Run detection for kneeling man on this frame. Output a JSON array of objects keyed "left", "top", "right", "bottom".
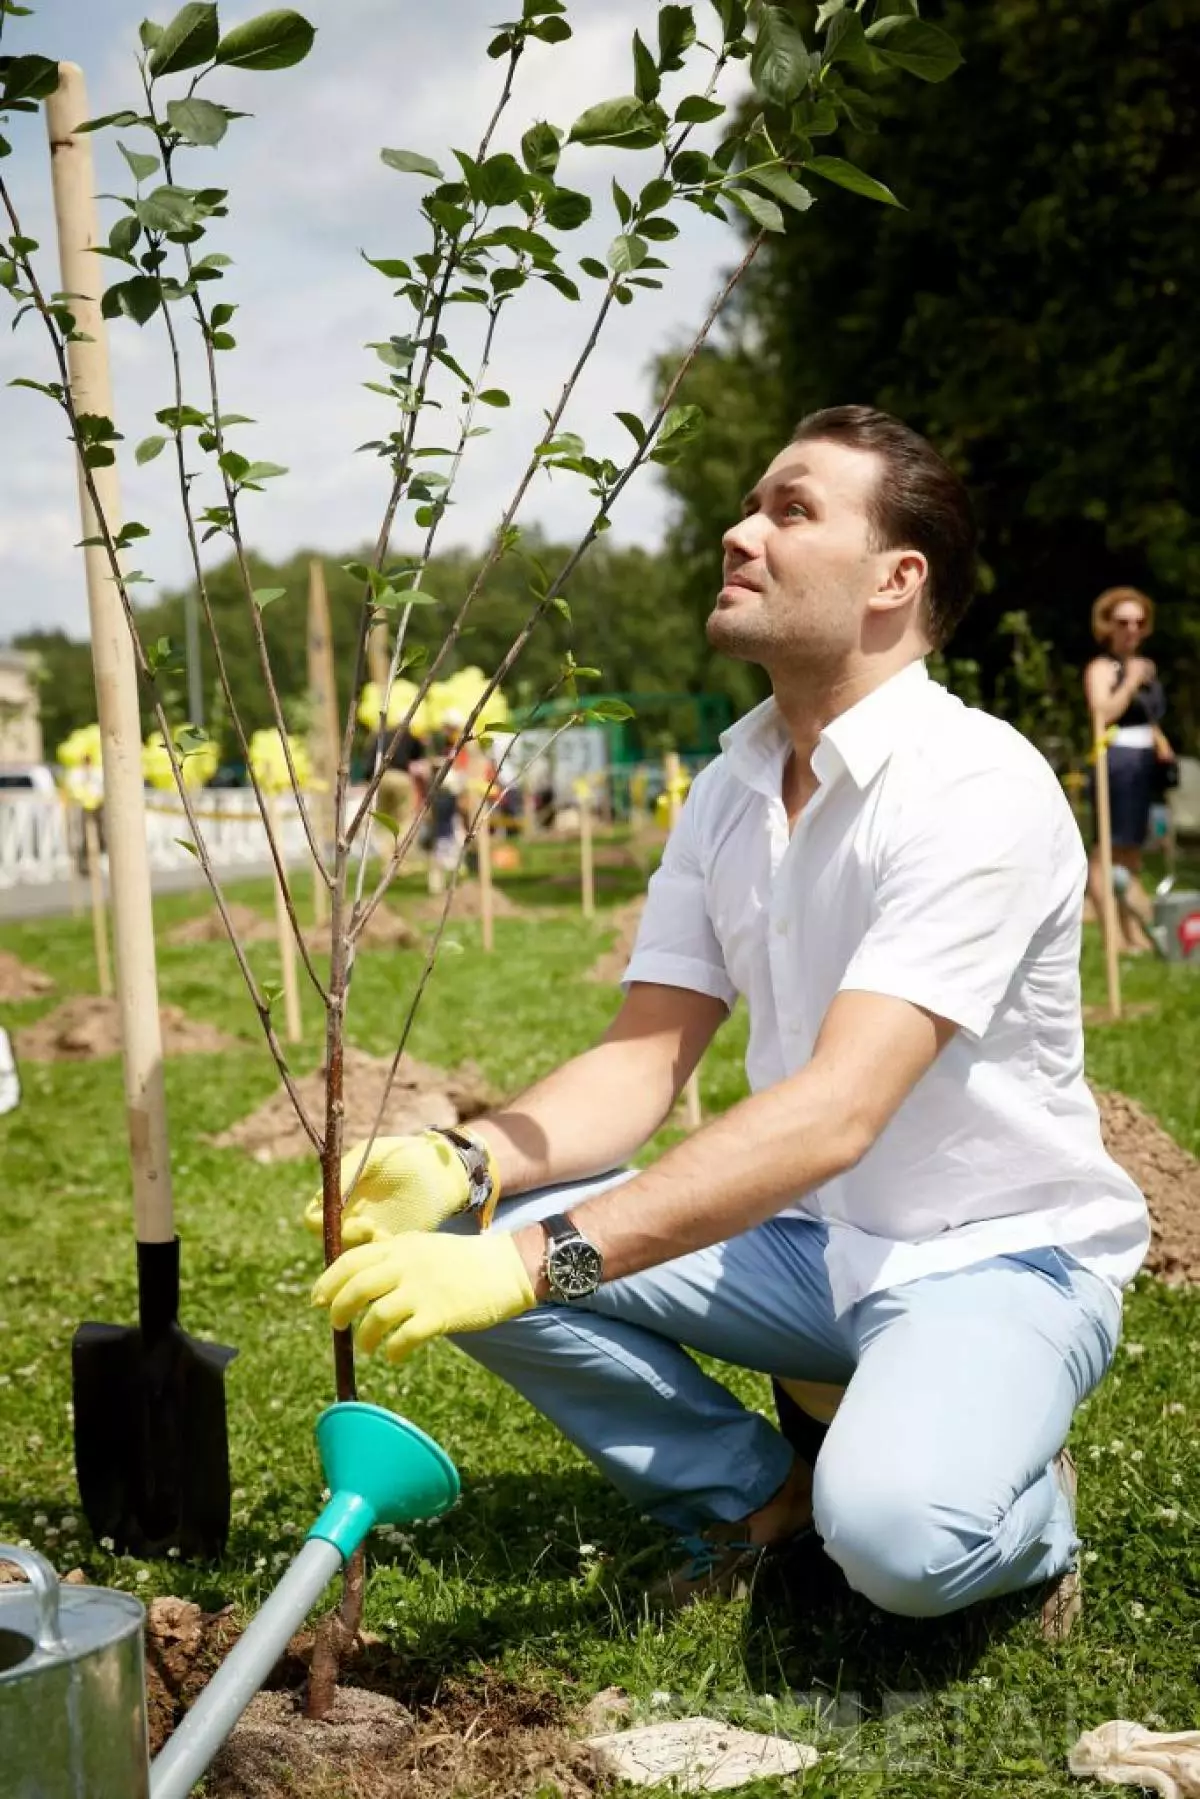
[{"left": 309, "top": 406, "right": 1147, "bottom": 1623}]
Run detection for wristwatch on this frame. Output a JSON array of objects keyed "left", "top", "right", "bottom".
[
  {"left": 541, "top": 1213, "right": 604, "bottom": 1302},
  {"left": 430, "top": 1126, "right": 499, "bottom": 1228}
]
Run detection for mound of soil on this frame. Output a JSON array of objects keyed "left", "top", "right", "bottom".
[
  {"left": 587, "top": 897, "right": 645, "bottom": 985},
  {"left": 141, "top": 1598, "right": 604, "bottom": 1799},
  {"left": 211, "top": 1044, "right": 500, "bottom": 1163},
  {"left": 166, "top": 902, "right": 275, "bottom": 947},
  {"left": 416, "top": 881, "right": 527, "bottom": 925},
  {"left": 1095, "top": 1087, "right": 1200, "bottom": 1285},
  {"left": 13, "top": 996, "right": 240, "bottom": 1062},
  {"left": 0, "top": 949, "right": 55, "bottom": 1002}
]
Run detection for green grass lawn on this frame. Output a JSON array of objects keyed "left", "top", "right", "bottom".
[{"left": 1, "top": 837, "right": 1197, "bottom": 1796}]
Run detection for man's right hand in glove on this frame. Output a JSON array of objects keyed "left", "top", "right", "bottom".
[{"left": 302, "top": 1129, "right": 498, "bottom": 1247}]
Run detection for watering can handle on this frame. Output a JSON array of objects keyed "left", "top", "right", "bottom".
[{"left": 0, "top": 1544, "right": 66, "bottom": 1655}]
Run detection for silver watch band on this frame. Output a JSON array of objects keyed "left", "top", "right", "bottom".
[{"left": 432, "top": 1126, "right": 495, "bottom": 1216}]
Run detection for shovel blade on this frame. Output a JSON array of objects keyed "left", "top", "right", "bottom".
[{"left": 72, "top": 1311, "right": 236, "bottom": 1560}]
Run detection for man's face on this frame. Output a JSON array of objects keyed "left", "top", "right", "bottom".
[{"left": 708, "top": 436, "right": 896, "bottom": 671}]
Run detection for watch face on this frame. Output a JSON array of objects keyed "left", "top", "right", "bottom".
[{"left": 548, "top": 1235, "right": 603, "bottom": 1300}]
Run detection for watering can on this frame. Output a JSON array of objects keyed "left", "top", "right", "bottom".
[
  {"left": 1150, "top": 876, "right": 1200, "bottom": 962},
  {"left": 0, "top": 1402, "right": 459, "bottom": 1798}
]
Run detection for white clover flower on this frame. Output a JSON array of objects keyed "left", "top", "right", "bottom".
[
  {"left": 1084, "top": 1550, "right": 1099, "bottom": 1565},
  {"left": 32, "top": 1512, "right": 47, "bottom": 1527},
  {"left": 1130, "top": 1449, "right": 1144, "bottom": 1463},
  {"left": 167, "top": 1547, "right": 180, "bottom": 1559},
  {"left": 136, "top": 1570, "right": 149, "bottom": 1584},
  {"left": 100, "top": 1536, "right": 115, "bottom": 1553},
  {"left": 1157, "top": 1508, "right": 1179, "bottom": 1525},
  {"left": 60, "top": 1515, "right": 77, "bottom": 1532},
  {"left": 1165, "top": 1402, "right": 1185, "bottom": 1416},
  {"left": 1123, "top": 1342, "right": 1145, "bottom": 1359},
  {"left": 1129, "top": 1601, "right": 1145, "bottom": 1621},
  {"left": 253, "top": 1555, "right": 267, "bottom": 1571},
  {"left": 1109, "top": 1439, "right": 1126, "bottom": 1454},
  {"left": 578, "top": 1543, "right": 597, "bottom": 1556},
  {"left": 0, "top": 1377, "right": 11, "bottom": 1389},
  {"left": 651, "top": 1691, "right": 672, "bottom": 1709}
]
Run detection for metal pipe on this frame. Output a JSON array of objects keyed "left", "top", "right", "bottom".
[{"left": 149, "top": 1536, "right": 343, "bottom": 1799}]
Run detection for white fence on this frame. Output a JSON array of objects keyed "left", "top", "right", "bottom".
[{"left": 0, "top": 789, "right": 316, "bottom": 890}]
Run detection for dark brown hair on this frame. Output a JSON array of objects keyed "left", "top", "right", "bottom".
[
  {"left": 791, "top": 405, "right": 976, "bottom": 648},
  {"left": 1091, "top": 585, "right": 1154, "bottom": 648}
]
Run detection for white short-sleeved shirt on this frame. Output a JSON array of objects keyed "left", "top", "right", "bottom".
[{"left": 623, "top": 659, "right": 1149, "bottom": 1314}]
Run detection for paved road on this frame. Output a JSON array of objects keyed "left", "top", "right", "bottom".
[{"left": 0, "top": 860, "right": 271, "bottom": 924}]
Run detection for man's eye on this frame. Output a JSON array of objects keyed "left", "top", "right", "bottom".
[{"left": 785, "top": 501, "right": 808, "bottom": 518}]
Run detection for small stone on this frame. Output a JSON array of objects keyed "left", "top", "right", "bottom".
[
  {"left": 580, "top": 1686, "right": 631, "bottom": 1734},
  {"left": 587, "top": 1717, "right": 819, "bottom": 1791}
]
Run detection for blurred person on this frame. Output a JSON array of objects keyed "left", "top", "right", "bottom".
[
  {"left": 307, "top": 407, "right": 1147, "bottom": 1629},
  {"left": 1083, "top": 588, "right": 1177, "bottom": 953}
]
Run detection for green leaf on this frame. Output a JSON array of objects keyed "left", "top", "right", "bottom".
[
  {"left": 136, "top": 185, "right": 197, "bottom": 231},
  {"left": 541, "top": 268, "right": 579, "bottom": 301},
  {"left": 136, "top": 434, "right": 167, "bottom": 464},
  {"left": 568, "top": 95, "right": 655, "bottom": 148},
  {"left": 674, "top": 94, "right": 724, "bottom": 124},
  {"left": 657, "top": 4, "right": 695, "bottom": 71},
  {"left": 364, "top": 255, "right": 412, "bottom": 279},
  {"left": 816, "top": 0, "right": 846, "bottom": 24},
  {"left": 585, "top": 698, "right": 636, "bottom": 721},
  {"left": 611, "top": 178, "right": 633, "bottom": 225},
  {"left": 607, "top": 232, "right": 648, "bottom": 274},
  {"left": 252, "top": 587, "right": 287, "bottom": 609},
  {"left": 632, "top": 30, "right": 660, "bottom": 104},
  {"left": 638, "top": 215, "right": 679, "bottom": 241},
  {"left": 101, "top": 276, "right": 162, "bottom": 325},
  {"left": 746, "top": 164, "right": 814, "bottom": 213},
  {"left": 520, "top": 121, "right": 562, "bottom": 177},
  {"left": 139, "top": 20, "right": 164, "bottom": 49},
  {"left": 528, "top": 15, "right": 571, "bottom": 43},
  {"left": 475, "top": 152, "right": 525, "bottom": 207},
  {"left": 615, "top": 410, "right": 646, "bottom": 446},
  {"left": 147, "top": 3, "right": 218, "bottom": 76},
  {"left": 119, "top": 142, "right": 160, "bottom": 184},
  {"left": 381, "top": 146, "right": 443, "bottom": 179},
  {"left": 649, "top": 402, "right": 705, "bottom": 465},
  {"left": 750, "top": 5, "right": 814, "bottom": 107},
  {"left": 165, "top": 97, "right": 228, "bottom": 146},
  {"left": 215, "top": 9, "right": 316, "bottom": 71},
  {"left": 76, "top": 111, "right": 143, "bottom": 133},
  {"left": 864, "top": 16, "right": 962, "bottom": 82},
  {"left": 1, "top": 53, "right": 60, "bottom": 104},
  {"left": 578, "top": 256, "right": 608, "bottom": 279},
  {"left": 805, "top": 154, "right": 902, "bottom": 206},
  {"left": 731, "top": 186, "right": 785, "bottom": 232},
  {"left": 241, "top": 460, "right": 288, "bottom": 481},
  {"left": 671, "top": 149, "right": 710, "bottom": 186},
  {"left": 544, "top": 187, "right": 591, "bottom": 230},
  {"left": 823, "top": 8, "right": 870, "bottom": 67},
  {"left": 640, "top": 176, "right": 674, "bottom": 212},
  {"left": 175, "top": 837, "right": 200, "bottom": 859},
  {"left": 477, "top": 388, "right": 510, "bottom": 407},
  {"left": 109, "top": 215, "right": 142, "bottom": 258}
]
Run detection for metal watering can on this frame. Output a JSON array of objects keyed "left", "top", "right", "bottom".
[
  {"left": 0, "top": 1403, "right": 459, "bottom": 1799},
  {"left": 1151, "top": 876, "right": 1200, "bottom": 962}
]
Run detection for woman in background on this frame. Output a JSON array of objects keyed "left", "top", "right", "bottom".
[{"left": 1083, "top": 587, "right": 1176, "bottom": 952}]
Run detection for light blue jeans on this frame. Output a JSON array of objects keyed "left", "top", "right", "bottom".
[{"left": 446, "top": 1171, "right": 1123, "bottom": 1617}]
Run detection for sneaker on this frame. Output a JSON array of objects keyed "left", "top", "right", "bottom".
[
  {"left": 1041, "top": 1448, "right": 1083, "bottom": 1641},
  {"left": 648, "top": 1532, "right": 764, "bottom": 1611}
]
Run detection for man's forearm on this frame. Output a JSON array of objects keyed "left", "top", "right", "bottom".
[{"left": 473, "top": 1038, "right": 680, "bottom": 1197}]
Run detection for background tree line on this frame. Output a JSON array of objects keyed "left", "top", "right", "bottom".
[{"left": 14, "top": 0, "right": 1197, "bottom": 764}]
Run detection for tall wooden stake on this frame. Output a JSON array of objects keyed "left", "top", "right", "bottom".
[
  {"left": 48, "top": 65, "right": 174, "bottom": 1243},
  {"left": 266, "top": 791, "right": 303, "bottom": 1043},
  {"left": 1091, "top": 716, "right": 1122, "bottom": 1023},
  {"left": 478, "top": 802, "right": 495, "bottom": 953},
  {"left": 579, "top": 783, "right": 595, "bottom": 920},
  {"left": 82, "top": 807, "right": 112, "bottom": 997},
  {"left": 306, "top": 559, "right": 339, "bottom": 929}
]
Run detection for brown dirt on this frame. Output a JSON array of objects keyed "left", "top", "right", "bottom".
[
  {"left": 587, "top": 897, "right": 645, "bottom": 985},
  {"left": 210, "top": 1044, "right": 500, "bottom": 1163},
  {"left": 1083, "top": 1002, "right": 1160, "bottom": 1025},
  {"left": 166, "top": 901, "right": 276, "bottom": 947},
  {"left": 1095, "top": 1087, "right": 1200, "bottom": 1285},
  {"left": 141, "top": 1599, "right": 606, "bottom": 1799},
  {"left": 416, "top": 880, "right": 528, "bottom": 925},
  {"left": 0, "top": 949, "right": 55, "bottom": 1002},
  {"left": 13, "top": 996, "right": 241, "bottom": 1062}
]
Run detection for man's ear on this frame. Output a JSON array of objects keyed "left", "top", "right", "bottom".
[{"left": 870, "top": 548, "right": 927, "bottom": 618}]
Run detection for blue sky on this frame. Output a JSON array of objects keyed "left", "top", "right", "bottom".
[{"left": 1, "top": 1, "right": 753, "bottom": 638}]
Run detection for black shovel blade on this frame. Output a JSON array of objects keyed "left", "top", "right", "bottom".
[{"left": 72, "top": 1238, "right": 237, "bottom": 1560}]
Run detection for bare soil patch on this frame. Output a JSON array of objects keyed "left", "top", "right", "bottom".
[
  {"left": 166, "top": 901, "right": 275, "bottom": 947},
  {"left": 587, "top": 897, "right": 645, "bottom": 986},
  {"left": 1095, "top": 1087, "right": 1200, "bottom": 1285},
  {"left": 0, "top": 949, "right": 54, "bottom": 1002},
  {"left": 416, "top": 881, "right": 528, "bottom": 925},
  {"left": 13, "top": 996, "right": 240, "bottom": 1062},
  {"left": 142, "top": 1599, "right": 605, "bottom": 1799},
  {"left": 211, "top": 1044, "right": 500, "bottom": 1163}
]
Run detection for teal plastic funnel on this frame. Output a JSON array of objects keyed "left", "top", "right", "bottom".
[{"left": 307, "top": 1402, "right": 460, "bottom": 1560}]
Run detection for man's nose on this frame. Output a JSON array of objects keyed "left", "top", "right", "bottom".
[{"left": 722, "top": 512, "right": 765, "bottom": 560}]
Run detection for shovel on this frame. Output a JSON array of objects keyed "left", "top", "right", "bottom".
[{"left": 47, "top": 64, "right": 235, "bottom": 1556}]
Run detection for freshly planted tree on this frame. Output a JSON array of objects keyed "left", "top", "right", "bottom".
[{"left": 0, "top": 0, "right": 958, "bottom": 1715}]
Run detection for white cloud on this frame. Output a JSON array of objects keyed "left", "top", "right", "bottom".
[{"left": 0, "top": 0, "right": 753, "bottom": 639}]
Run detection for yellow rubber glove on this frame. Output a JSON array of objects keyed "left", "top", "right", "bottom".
[
  {"left": 311, "top": 1232, "right": 535, "bottom": 1363},
  {"left": 302, "top": 1130, "right": 497, "bottom": 1246}
]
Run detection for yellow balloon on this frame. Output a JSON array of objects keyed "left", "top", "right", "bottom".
[{"left": 248, "top": 727, "right": 312, "bottom": 795}]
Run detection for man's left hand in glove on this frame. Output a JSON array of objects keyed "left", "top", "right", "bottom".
[{"left": 311, "top": 1231, "right": 536, "bottom": 1363}]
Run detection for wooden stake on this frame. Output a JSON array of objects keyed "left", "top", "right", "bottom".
[
  {"left": 64, "top": 796, "right": 85, "bottom": 918},
  {"left": 266, "top": 791, "right": 303, "bottom": 1043},
  {"left": 478, "top": 801, "right": 494, "bottom": 953},
  {"left": 579, "top": 784, "right": 595, "bottom": 920},
  {"left": 663, "top": 750, "right": 702, "bottom": 1127},
  {"left": 367, "top": 616, "right": 389, "bottom": 693},
  {"left": 1091, "top": 716, "right": 1122, "bottom": 1022},
  {"left": 306, "top": 559, "right": 339, "bottom": 929},
  {"left": 82, "top": 808, "right": 112, "bottom": 997},
  {"left": 47, "top": 66, "right": 174, "bottom": 1242}
]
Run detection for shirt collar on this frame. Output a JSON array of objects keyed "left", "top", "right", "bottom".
[{"left": 719, "top": 659, "right": 931, "bottom": 797}]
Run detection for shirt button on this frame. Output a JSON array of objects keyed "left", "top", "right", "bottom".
[{"left": 774, "top": 918, "right": 788, "bottom": 936}]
